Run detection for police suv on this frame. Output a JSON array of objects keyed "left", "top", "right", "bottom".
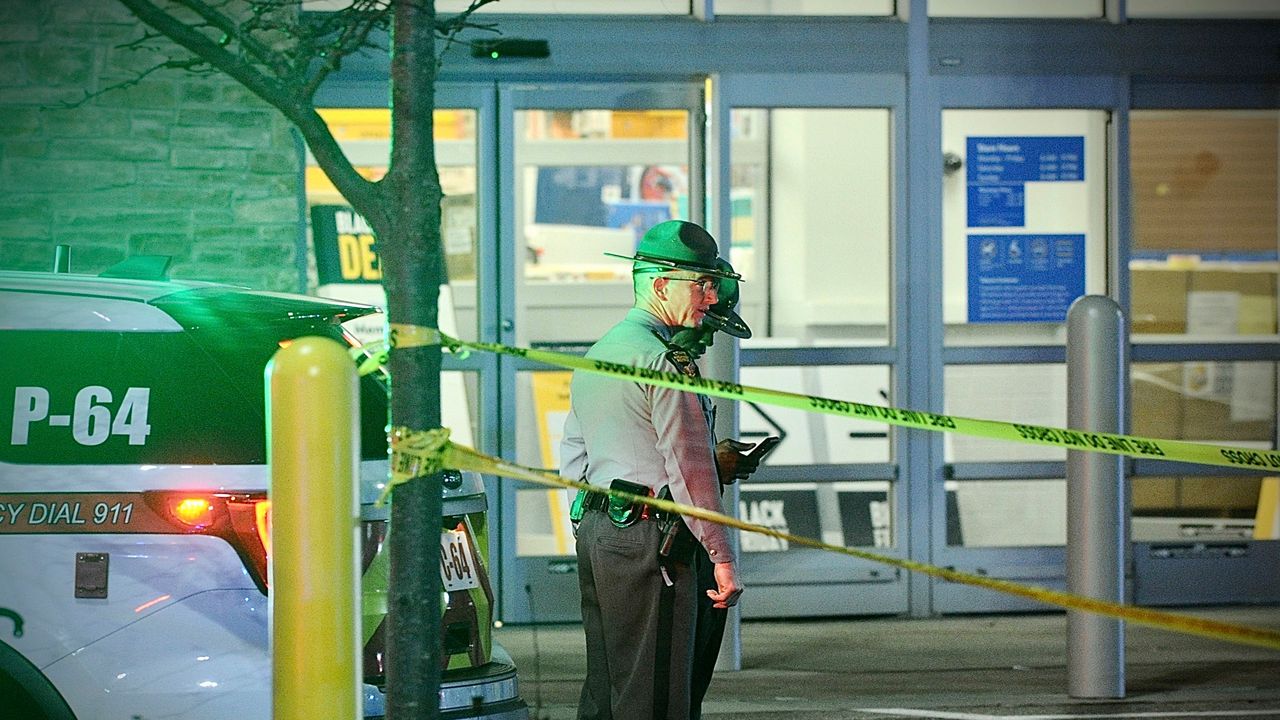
[{"left": 0, "top": 259, "right": 525, "bottom": 719}]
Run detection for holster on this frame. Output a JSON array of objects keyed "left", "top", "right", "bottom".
[
  {"left": 655, "top": 487, "right": 695, "bottom": 563},
  {"left": 606, "top": 479, "right": 650, "bottom": 528}
]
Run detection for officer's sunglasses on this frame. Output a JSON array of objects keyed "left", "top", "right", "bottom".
[{"left": 666, "top": 277, "right": 718, "bottom": 293}]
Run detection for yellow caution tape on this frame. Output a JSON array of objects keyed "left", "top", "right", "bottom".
[
  {"left": 366, "top": 425, "right": 452, "bottom": 506},
  {"left": 350, "top": 325, "right": 443, "bottom": 376},
  {"left": 389, "top": 323, "right": 440, "bottom": 349},
  {"left": 364, "top": 327, "right": 1278, "bottom": 472},
  {"left": 389, "top": 427, "right": 1280, "bottom": 652}
]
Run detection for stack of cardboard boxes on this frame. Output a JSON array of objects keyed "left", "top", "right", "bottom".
[{"left": 1130, "top": 264, "right": 1276, "bottom": 517}]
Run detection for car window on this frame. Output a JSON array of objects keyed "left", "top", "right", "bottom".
[{"left": 0, "top": 290, "right": 182, "bottom": 331}]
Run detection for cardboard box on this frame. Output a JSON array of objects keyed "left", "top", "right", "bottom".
[
  {"left": 1132, "top": 477, "right": 1178, "bottom": 511},
  {"left": 1178, "top": 476, "right": 1262, "bottom": 512},
  {"left": 1131, "top": 362, "right": 1184, "bottom": 441},
  {"left": 1132, "top": 476, "right": 1262, "bottom": 514},
  {"left": 1131, "top": 266, "right": 1277, "bottom": 335},
  {"left": 1130, "top": 267, "right": 1275, "bottom": 515},
  {"left": 1181, "top": 387, "right": 1274, "bottom": 442},
  {"left": 1131, "top": 361, "right": 1272, "bottom": 456},
  {"left": 1131, "top": 268, "right": 1188, "bottom": 334}
]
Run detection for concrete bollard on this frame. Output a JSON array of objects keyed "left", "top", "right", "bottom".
[{"left": 267, "top": 336, "right": 362, "bottom": 720}]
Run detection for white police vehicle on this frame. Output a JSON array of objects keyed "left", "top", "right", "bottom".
[{"left": 0, "top": 258, "right": 526, "bottom": 720}]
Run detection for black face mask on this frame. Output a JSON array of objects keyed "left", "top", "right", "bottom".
[{"left": 670, "top": 324, "right": 715, "bottom": 360}]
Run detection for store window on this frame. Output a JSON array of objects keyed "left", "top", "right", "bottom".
[
  {"left": 1132, "top": 362, "right": 1277, "bottom": 447},
  {"left": 945, "top": 364, "right": 1067, "bottom": 462},
  {"left": 716, "top": 0, "right": 893, "bottom": 15},
  {"left": 1129, "top": 110, "right": 1277, "bottom": 544},
  {"left": 728, "top": 106, "right": 892, "bottom": 468},
  {"left": 1130, "top": 360, "right": 1277, "bottom": 542},
  {"left": 944, "top": 363, "right": 1069, "bottom": 547},
  {"left": 741, "top": 365, "right": 892, "bottom": 465},
  {"left": 726, "top": 107, "right": 894, "bottom": 552},
  {"left": 1127, "top": 0, "right": 1280, "bottom": 18},
  {"left": 303, "top": 109, "right": 481, "bottom": 458},
  {"left": 929, "top": 0, "right": 1102, "bottom": 17},
  {"left": 513, "top": 369, "right": 575, "bottom": 557},
  {"left": 946, "top": 478, "right": 1067, "bottom": 547},
  {"left": 1130, "top": 110, "right": 1278, "bottom": 342}
]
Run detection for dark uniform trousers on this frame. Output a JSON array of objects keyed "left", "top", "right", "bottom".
[
  {"left": 675, "top": 352, "right": 728, "bottom": 719},
  {"left": 689, "top": 545, "right": 726, "bottom": 720},
  {"left": 576, "top": 510, "right": 698, "bottom": 720}
]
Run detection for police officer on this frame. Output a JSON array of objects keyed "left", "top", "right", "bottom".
[{"left": 560, "top": 220, "right": 753, "bottom": 720}]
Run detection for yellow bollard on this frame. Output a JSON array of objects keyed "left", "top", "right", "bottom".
[
  {"left": 1255, "top": 477, "right": 1280, "bottom": 541},
  {"left": 266, "top": 336, "right": 361, "bottom": 720}
]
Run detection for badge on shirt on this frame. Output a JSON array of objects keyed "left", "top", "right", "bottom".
[{"left": 665, "top": 348, "right": 699, "bottom": 377}]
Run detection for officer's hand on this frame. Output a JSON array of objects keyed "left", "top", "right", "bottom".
[
  {"left": 708, "top": 561, "right": 743, "bottom": 609},
  {"left": 715, "top": 438, "right": 758, "bottom": 485}
]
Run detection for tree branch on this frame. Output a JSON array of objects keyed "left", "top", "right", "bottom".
[
  {"left": 434, "top": 0, "right": 502, "bottom": 36},
  {"left": 59, "top": 56, "right": 213, "bottom": 109},
  {"left": 298, "top": 0, "right": 391, "bottom": 102},
  {"left": 168, "top": 0, "right": 293, "bottom": 79},
  {"left": 434, "top": 0, "right": 502, "bottom": 64},
  {"left": 295, "top": 107, "right": 388, "bottom": 225},
  {"left": 119, "top": 0, "right": 288, "bottom": 105},
  {"left": 117, "top": 27, "right": 166, "bottom": 51},
  {"left": 117, "top": 0, "right": 380, "bottom": 216}
]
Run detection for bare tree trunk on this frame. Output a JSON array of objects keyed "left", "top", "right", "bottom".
[{"left": 380, "top": 0, "right": 446, "bottom": 716}]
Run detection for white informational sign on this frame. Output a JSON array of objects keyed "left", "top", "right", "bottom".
[
  {"left": 1186, "top": 290, "right": 1241, "bottom": 335},
  {"left": 941, "top": 110, "right": 1108, "bottom": 328}
]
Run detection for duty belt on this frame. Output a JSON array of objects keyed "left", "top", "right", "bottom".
[
  {"left": 581, "top": 480, "right": 656, "bottom": 524},
  {"left": 574, "top": 483, "right": 692, "bottom": 561}
]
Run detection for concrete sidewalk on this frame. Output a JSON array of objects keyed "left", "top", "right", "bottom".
[{"left": 494, "top": 605, "right": 1280, "bottom": 719}]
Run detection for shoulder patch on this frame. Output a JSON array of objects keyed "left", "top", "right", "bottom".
[{"left": 665, "top": 348, "right": 699, "bottom": 377}]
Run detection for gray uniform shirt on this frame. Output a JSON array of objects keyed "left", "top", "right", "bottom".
[{"left": 560, "top": 307, "right": 732, "bottom": 563}]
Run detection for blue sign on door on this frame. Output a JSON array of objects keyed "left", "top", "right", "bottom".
[
  {"left": 967, "top": 136, "right": 1084, "bottom": 227},
  {"left": 968, "top": 234, "right": 1085, "bottom": 323}
]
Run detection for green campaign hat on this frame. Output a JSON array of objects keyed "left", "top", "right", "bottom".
[{"left": 605, "top": 220, "right": 741, "bottom": 281}]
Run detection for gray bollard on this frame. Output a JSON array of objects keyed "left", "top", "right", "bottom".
[{"left": 1066, "top": 295, "right": 1127, "bottom": 698}]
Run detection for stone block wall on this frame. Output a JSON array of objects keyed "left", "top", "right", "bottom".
[{"left": 0, "top": 0, "right": 301, "bottom": 292}]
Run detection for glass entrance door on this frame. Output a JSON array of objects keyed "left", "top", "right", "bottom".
[
  {"left": 934, "top": 78, "right": 1280, "bottom": 614},
  {"left": 496, "top": 83, "right": 706, "bottom": 623},
  {"left": 933, "top": 77, "right": 1122, "bottom": 613},
  {"left": 714, "top": 74, "right": 909, "bottom": 618}
]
